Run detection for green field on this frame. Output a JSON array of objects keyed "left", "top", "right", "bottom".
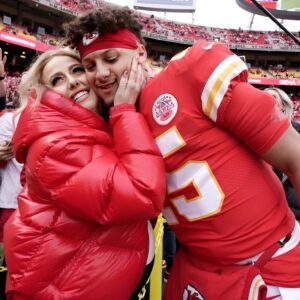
[{"left": 280, "top": 0, "right": 300, "bottom": 10}]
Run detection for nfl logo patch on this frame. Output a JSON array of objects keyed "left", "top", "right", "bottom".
[{"left": 152, "top": 93, "right": 178, "bottom": 125}]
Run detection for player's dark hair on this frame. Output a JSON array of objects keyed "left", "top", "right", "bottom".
[{"left": 63, "top": 4, "right": 145, "bottom": 49}]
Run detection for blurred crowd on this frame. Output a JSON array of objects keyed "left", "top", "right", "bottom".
[
  {"left": 0, "top": 1, "right": 299, "bottom": 118},
  {"left": 1, "top": 5, "right": 300, "bottom": 50}
]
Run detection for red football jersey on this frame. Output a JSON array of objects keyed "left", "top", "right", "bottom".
[{"left": 139, "top": 41, "right": 294, "bottom": 265}]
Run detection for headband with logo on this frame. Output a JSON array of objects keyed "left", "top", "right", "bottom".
[{"left": 78, "top": 29, "right": 141, "bottom": 58}]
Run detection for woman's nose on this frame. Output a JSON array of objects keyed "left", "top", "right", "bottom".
[{"left": 69, "top": 78, "right": 80, "bottom": 88}]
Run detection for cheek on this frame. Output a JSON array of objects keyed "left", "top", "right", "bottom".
[
  {"left": 86, "top": 72, "right": 96, "bottom": 85},
  {"left": 52, "top": 84, "right": 68, "bottom": 98},
  {"left": 114, "top": 60, "right": 132, "bottom": 81},
  {"left": 51, "top": 86, "right": 62, "bottom": 94}
]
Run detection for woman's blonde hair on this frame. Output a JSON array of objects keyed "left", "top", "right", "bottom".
[
  {"left": 19, "top": 48, "right": 81, "bottom": 106},
  {"left": 264, "top": 87, "right": 294, "bottom": 120}
]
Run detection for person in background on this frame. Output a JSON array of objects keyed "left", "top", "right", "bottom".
[
  {"left": 265, "top": 87, "right": 300, "bottom": 220},
  {"left": 0, "top": 47, "right": 10, "bottom": 178},
  {"left": 64, "top": 4, "right": 300, "bottom": 300},
  {"left": 0, "top": 100, "right": 24, "bottom": 300},
  {"left": 0, "top": 47, "right": 22, "bottom": 247},
  {"left": 0, "top": 47, "right": 12, "bottom": 300},
  {"left": 4, "top": 48, "right": 165, "bottom": 299},
  {"left": 0, "top": 49, "right": 6, "bottom": 112},
  {"left": 0, "top": 48, "right": 23, "bottom": 245}
]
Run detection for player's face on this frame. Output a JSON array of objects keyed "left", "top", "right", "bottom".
[
  {"left": 41, "top": 55, "right": 99, "bottom": 113},
  {"left": 82, "top": 45, "right": 146, "bottom": 107}
]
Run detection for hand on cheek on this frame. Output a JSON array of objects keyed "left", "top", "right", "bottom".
[{"left": 114, "top": 56, "right": 144, "bottom": 106}]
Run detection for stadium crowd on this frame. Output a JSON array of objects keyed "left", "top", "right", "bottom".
[{"left": 1, "top": 3, "right": 300, "bottom": 50}]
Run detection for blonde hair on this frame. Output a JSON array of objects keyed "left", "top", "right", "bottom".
[
  {"left": 264, "top": 87, "right": 294, "bottom": 120},
  {"left": 19, "top": 48, "right": 81, "bottom": 106}
]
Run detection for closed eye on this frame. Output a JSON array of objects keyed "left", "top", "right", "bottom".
[
  {"left": 84, "top": 63, "right": 95, "bottom": 72},
  {"left": 51, "top": 76, "right": 63, "bottom": 86},
  {"left": 105, "top": 56, "right": 117, "bottom": 63}
]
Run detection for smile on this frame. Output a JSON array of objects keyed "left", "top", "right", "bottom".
[
  {"left": 73, "top": 90, "right": 89, "bottom": 102},
  {"left": 97, "top": 81, "right": 115, "bottom": 90}
]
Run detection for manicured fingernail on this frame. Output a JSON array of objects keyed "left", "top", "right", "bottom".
[{"left": 123, "top": 70, "right": 128, "bottom": 77}]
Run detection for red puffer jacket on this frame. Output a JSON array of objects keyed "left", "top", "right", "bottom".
[{"left": 4, "top": 90, "right": 165, "bottom": 300}]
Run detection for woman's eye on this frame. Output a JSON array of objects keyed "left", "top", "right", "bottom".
[
  {"left": 51, "top": 77, "right": 62, "bottom": 86},
  {"left": 73, "top": 66, "right": 84, "bottom": 73}
]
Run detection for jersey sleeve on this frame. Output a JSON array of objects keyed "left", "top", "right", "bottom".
[
  {"left": 217, "top": 82, "right": 289, "bottom": 155},
  {"left": 187, "top": 41, "right": 289, "bottom": 156}
]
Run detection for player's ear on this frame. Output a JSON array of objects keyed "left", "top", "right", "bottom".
[{"left": 137, "top": 44, "right": 147, "bottom": 63}]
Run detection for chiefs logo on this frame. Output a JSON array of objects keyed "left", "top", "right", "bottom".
[
  {"left": 183, "top": 284, "right": 204, "bottom": 300},
  {"left": 82, "top": 32, "right": 99, "bottom": 46},
  {"left": 152, "top": 93, "right": 178, "bottom": 125}
]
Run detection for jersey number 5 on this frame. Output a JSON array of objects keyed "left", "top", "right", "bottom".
[{"left": 156, "top": 127, "right": 224, "bottom": 225}]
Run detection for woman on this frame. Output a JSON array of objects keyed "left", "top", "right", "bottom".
[
  {"left": 264, "top": 87, "right": 294, "bottom": 120},
  {"left": 4, "top": 48, "right": 165, "bottom": 300},
  {"left": 265, "top": 87, "right": 300, "bottom": 221}
]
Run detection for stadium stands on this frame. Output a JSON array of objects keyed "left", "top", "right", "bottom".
[{"left": 0, "top": 1, "right": 299, "bottom": 118}]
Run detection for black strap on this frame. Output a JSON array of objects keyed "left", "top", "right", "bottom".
[{"left": 255, "top": 234, "right": 291, "bottom": 268}]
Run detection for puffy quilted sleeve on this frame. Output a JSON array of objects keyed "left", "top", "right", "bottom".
[{"left": 26, "top": 105, "right": 166, "bottom": 225}]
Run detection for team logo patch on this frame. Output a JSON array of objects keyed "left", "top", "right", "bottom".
[
  {"left": 152, "top": 93, "right": 178, "bottom": 125},
  {"left": 82, "top": 32, "right": 99, "bottom": 46},
  {"left": 183, "top": 284, "right": 204, "bottom": 300}
]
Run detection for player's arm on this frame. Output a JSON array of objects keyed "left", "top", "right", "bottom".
[{"left": 262, "top": 125, "right": 300, "bottom": 202}]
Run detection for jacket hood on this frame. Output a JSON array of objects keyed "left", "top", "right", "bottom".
[{"left": 13, "top": 89, "right": 111, "bottom": 163}]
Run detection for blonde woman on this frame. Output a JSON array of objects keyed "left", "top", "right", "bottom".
[
  {"left": 4, "top": 48, "right": 165, "bottom": 300},
  {"left": 264, "top": 87, "right": 294, "bottom": 120},
  {"left": 265, "top": 87, "right": 300, "bottom": 221}
]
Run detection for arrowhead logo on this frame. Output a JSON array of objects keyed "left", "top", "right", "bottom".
[
  {"left": 183, "top": 284, "right": 204, "bottom": 300},
  {"left": 82, "top": 32, "right": 99, "bottom": 46}
]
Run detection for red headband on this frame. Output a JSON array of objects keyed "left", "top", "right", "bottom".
[{"left": 78, "top": 29, "right": 141, "bottom": 58}]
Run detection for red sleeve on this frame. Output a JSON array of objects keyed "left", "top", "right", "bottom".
[
  {"left": 217, "top": 82, "right": 289, "bottom": 156},
  {"left": 185, "top": 41, "right": 289, "bottom": 156},
  {"left": 20, "top": 164, "right": 26, "bottom": 186},
  {"left": 29, "top": 108, "right": 166, "bottom": 225}
]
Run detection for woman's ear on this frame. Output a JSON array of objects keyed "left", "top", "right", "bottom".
[{"left": 137, "top": 44, "right": 147, "bottom": 63}]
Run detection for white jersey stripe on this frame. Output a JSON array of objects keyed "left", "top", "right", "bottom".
[
  {"left": 156, "top": 126, "right": 186, "bottom": 158},
  {"left": 201, "top": 55, "right": 248, "bottom": 122}
]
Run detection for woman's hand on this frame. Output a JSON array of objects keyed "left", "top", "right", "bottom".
[
  {"left": 114, "top": 55, "right": 146, "bottom": 106},
  {"left": 0, "top": 141, "right": 14, "bottom": 161}
]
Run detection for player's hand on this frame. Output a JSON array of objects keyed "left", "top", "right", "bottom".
[
  {"left": 114, "top": 55, "right": 146, "bottom": 106},
  {"left": 0, "top": 141, "right": 13, "bottom": 161},
  {"left": 0, "top": 48, "right": 7, "bottom": 78}
]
